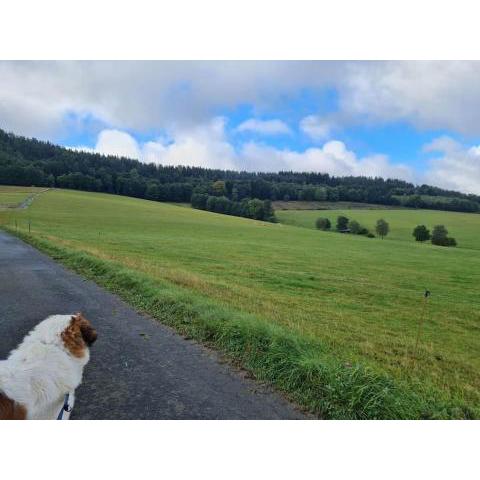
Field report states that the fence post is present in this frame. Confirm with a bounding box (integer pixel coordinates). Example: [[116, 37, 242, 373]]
[[411, 290, 431, 365]]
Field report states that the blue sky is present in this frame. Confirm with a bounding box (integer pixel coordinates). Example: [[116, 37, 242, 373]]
[[56, 95, 472, 183], [58, 103, 464, 177], [1, 61, 480, 193]]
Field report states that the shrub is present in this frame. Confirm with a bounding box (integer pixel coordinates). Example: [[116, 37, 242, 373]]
[[366, 233, 375, 238], [431, 225, 457, 247], [315, 217, 331, 230], [349, 220, 369, 235], [336, 216, 349, 231], [413, 225, 431, 242], [446, 237, 457, 247], [431, 225, 448, 245], [349, 220, 361, 234]]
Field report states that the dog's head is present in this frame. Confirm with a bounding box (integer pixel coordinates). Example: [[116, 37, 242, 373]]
[[61, 313, 97, 358]]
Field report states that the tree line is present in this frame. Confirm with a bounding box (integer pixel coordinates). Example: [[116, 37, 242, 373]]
[[395, 194, 478, 213], [316, 215, 457, 246], [316, 215, 388, 238], [1, 127, 479, 215], [412, 224, 457, 246], [191, 194, 276, 222]]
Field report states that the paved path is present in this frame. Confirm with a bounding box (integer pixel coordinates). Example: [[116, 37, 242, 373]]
[[0, 231, 304, 419]]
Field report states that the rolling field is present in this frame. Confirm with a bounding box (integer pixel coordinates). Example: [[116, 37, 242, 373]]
[[277, 208, 480, 250], [1, 188, 479, 418], [0, 186, 46, 208]]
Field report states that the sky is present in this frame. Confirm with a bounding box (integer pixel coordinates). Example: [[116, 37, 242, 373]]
[[1, 61, 480, 194]]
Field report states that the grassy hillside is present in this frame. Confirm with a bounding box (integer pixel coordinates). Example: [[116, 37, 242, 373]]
[[277, 208, 480, 250], [0, 185, 44, 208], [1, 189, 479, 418]]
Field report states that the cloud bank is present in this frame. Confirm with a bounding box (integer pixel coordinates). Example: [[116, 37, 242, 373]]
[[3, 61, 480, 137], [423, 136, 480, 194], [77, 119, 413, 182]]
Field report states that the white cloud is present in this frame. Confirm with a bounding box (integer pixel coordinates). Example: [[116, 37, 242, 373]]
[[339, 61, 480, 134], [0, 61, 335, 137], [236, 118, 291, 136], [239, 139, 413, 180], [423, 136, 480, 194], [3, 61, 480, 139], [143, 118, 237, 170], [83, 119, 237, 170], [77, 118, 413, 182], [422, 135, 462, 154], [95, 129, 142, 159], [299, 115, 333, 140]]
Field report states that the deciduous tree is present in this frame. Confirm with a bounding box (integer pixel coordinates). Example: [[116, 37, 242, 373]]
[[375, 219, 389, 239]]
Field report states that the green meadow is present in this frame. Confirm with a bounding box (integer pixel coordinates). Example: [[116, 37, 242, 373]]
[[0, 185, 44, 208], [1, 189, 479, 418], [277, 208, 480, 250]]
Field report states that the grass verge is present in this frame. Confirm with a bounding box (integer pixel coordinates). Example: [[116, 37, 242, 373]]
[[6, 227, 477, 419]]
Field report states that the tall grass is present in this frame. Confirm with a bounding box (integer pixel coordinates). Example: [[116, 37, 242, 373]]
[[9, 228, 476, 419]]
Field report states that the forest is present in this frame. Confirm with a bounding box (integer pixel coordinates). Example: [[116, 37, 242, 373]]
[[1, 127, 479, 214]]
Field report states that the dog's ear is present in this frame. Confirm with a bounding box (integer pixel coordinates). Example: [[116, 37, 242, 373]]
[[63, 313, 97, 356], [74, 313, 97, 346], [80, 321, 97, 346]]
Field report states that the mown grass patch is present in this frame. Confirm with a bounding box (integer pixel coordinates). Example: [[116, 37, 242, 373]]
[[6, 228, 477, 419], [0, 186, 48, 209]]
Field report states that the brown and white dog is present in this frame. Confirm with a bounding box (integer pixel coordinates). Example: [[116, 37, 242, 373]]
[[0, 313, 97, 420]]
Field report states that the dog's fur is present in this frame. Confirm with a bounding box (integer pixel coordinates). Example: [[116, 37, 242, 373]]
[[0, 313, 97, 420]]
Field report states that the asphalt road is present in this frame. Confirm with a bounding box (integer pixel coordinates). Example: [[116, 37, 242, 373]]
[[0, 231, 304, 419]]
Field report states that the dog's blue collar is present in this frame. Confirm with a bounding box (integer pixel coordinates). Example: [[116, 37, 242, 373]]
[[56, 393, 71, 420]]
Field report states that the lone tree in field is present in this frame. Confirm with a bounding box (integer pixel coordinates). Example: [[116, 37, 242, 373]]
[[315, 217, 331, 230], [431, 225, 457, 247], [336, 215, 349, 232], [413, 225, 431, 242], [375, 218, 389, 239]]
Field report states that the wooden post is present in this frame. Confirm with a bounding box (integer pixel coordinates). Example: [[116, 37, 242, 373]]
[[28, 220, 31, 233], [411, 290, 431, 364]]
